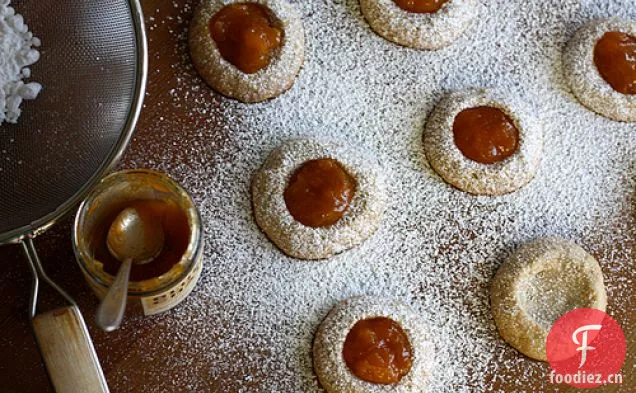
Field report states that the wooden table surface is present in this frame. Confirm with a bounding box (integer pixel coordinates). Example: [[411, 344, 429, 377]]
[[0, 1, 633, 392]]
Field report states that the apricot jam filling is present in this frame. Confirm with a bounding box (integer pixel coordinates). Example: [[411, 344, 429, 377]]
[[209, 3, 283, 74], [452, 106, 520, 165], [343, 317, 413, 385], [394, 0, 449, 14], [593, 31, 636, 95], [284, 158, 355, 228]]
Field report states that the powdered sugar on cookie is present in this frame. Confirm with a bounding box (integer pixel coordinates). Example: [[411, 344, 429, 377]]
[[563, 18, 636, 122]]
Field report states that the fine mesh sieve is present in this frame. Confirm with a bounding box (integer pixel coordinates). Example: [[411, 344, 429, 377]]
[[0, 0, 146, 242], [0, 1, 147, 392]]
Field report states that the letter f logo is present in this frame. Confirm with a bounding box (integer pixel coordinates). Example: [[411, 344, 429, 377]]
[[572, 325, 602, 368]]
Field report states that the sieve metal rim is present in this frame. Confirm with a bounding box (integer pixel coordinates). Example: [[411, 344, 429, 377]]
[[0, 0, 149, 245]]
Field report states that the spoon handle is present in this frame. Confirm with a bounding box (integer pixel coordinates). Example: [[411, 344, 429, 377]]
[[95, 259, 132, 332]]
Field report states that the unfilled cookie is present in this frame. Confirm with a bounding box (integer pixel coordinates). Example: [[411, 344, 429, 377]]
[[490, 238, 607, 361]]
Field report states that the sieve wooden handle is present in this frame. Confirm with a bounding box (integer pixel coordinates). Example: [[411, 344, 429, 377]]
[[32, 306, 109, 393]]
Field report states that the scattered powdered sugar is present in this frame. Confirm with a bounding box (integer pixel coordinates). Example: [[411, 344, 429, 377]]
[[0, 0, 41, 125], [116, 0, 635, 392]]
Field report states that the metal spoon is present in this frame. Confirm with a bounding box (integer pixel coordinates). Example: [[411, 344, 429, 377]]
[[95, 207, 164, 332]]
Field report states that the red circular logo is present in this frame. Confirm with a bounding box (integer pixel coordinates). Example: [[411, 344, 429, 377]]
[[546, 308, 626, 388]]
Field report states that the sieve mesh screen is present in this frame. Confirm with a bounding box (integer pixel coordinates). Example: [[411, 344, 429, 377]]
[[0, 0, 145, 242]]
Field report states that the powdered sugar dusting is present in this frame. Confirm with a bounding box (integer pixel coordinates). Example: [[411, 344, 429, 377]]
[[189, 0, 305, 103], [116, 0, 635, 391], [563, 17, 636, 122], [313, 296, 434, 392], [359, 0, 476, 50], [0, 0, 41, 125], [423, 88, 543, 195], [252, 138, 387, 260], [491, 237, 607, 361]]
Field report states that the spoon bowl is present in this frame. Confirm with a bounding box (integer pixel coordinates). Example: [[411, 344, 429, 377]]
[[96, 207, 164, 331], [106, 207, 164, 264]]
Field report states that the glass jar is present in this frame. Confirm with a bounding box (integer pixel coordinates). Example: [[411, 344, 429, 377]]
[[73, 169, 203, 316]]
